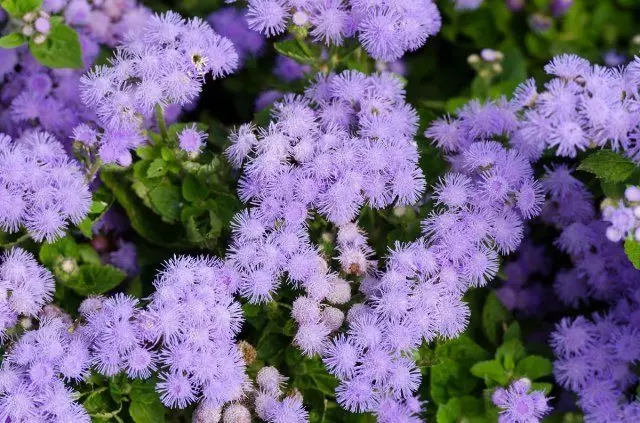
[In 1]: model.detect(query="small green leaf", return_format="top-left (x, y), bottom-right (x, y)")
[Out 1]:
top-left (530, 382), bottom-right (553, 395)
top-left (436, 396), bottom-right (485, 423)
top-left (503, 321), bottom-right (521, 343)
top-left (182, 174), bottom-right (209, 203)
top-left (146, 158), bottom-right (167, 178)
top-left (90, 200), bottom-right (108, 214)
top-left (1, 0), bottom-right (41, 17)
top-left (0, 32), bottom-right (26, 48)
top-left (274, 39), bottom-right (316, 65)
top-left (76, 217), bottom-right (94, 238)
top-left (64, 264), bottom-right (126, 296)
top-left (578, 150), bottom-right (637, 183)
top-left (129, 379), bottom-right (166, 423)
top-left (148, 184), bottom-right (181, 222)
top-left (470, 360), bottom-right (509, 385)
top-left (496, 339), bottom-right (526, 371)
top-left (29, 22), bottom-right (83, 69)
top-left (624, 237), bottom-right (640, 269)
top-left (515, 355), bottom-right (553, 381)
top-left (39, 236), bottom-right (78, 267)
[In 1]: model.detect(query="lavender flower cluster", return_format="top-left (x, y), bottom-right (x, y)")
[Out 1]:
top-left (0, 0), bottom-right (148, 142)
top-left (492, 378), bottom-right (551, 423)
top-left (83, 255), bottom-right (248, 410)
top-left (77, 11), bottom-right (238, 165)
top-left (243, 0), bottom-right (442, 61)
top-left (0, 131), bottom-right (91, 242)
top-left (428, 54), bottom-right (640, 163)
top-left (254, 366), bottom-right (308, 422)
top-left (0, 315), bottom-right (91, 422)
top-left (0, 248), bottom-right (55, 342)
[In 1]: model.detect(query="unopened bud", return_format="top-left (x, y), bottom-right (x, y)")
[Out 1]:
top-left (222, 404), bottom-right (251, 423)
top-left (60, 258), bottom-right (77, 274)
top-left (193, 402), bottom-right (222, 423)
top-left (33, 33), bottom-right (47, 45)
top-left (238, 341), bottom-right (257, 365)
top-left (22, 25), bottom-right (35, 36)
top-left (23, 12), bottom-right (36, 22)
top-left (292, 11), bottom-right (309, 26)
top-left (467, 54), bottom-right (480, 65)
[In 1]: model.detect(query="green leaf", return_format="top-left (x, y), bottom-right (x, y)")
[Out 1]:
top-left (274, 39), bottom-right (316, 65)
top-left (148, 184), bottom-right (181, 222)
top-left (83, 388), bottom-right (116, 414)
top-left (29, 22), bottom-right (83, 69)
top-left (436, 396), bottom-right (485, 423)
top-left (0, 32), bottom-right (26, 48)
top-left (129, 379), bottom-right (166, 423)
top-left (578, 150), bottom-right (637, 183)
top-left (624, 237), bottom-right (640, 270)
top-left (515, 355), bottom-right (553, 381)
top-left (39, 236), bottom-right (78, 267)
top-left (77, 243), bottom-right (101, 265)
top-left (100, 170), bottom-right (190, 249)
top-left (64, 264), bottom-right (126, 296)
top-left (1, 0), bottom-right (41, 17)
top-left (182, 174), bottom-right (209, 203)
top-left (136, 145), bottom-right (156, 160)
top-left (503, 321), bottom-right (521, 343)
top-left (77, 217), bottom-right (93, 238)
top-left (496, 339), bottom-right (526, 372)
top-left (470, 360), bottom-right (509, 385)
top-left (90, 200), bottom-right (108, 214)
top-left (146, 158), bottom-right (167, 178)
top-left (482, 292), bottom-right (512, 346)
top-left (530, 382), bottom-right (553, 395)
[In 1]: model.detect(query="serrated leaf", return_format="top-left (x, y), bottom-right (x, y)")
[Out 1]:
top-left (470, 360), bottom-right (509, 385)
top-left (148, 184), bottom-right (181, 222)
top-left (624, 237), bottom-right (640, 269)
top-left (578, 150), bottom-right (636, 183)
top-left (0, 32), bottom-right (26, 48)
top-left (29, 22), bottom-right (83, 69)
top-left (515, 355), bottom-right (553, 380)
top-left (146, 158), bottom-right (167, 178)
top-left (274, 39), bottom-right (316, 65)
top-left (64, 264), bottom-right (126, 296)
top-left (482, 292), bottom-right (512, 346)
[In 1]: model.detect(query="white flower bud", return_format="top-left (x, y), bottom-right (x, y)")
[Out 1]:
top-left (222, 404), bottom-right (251, 423)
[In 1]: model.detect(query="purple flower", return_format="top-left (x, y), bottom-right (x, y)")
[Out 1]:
top-left (492, 379), bottom-right (551, 423)
top-left (208, 7), bottom-right (265, 64)
top-left (178, 125), bottom-right (208, 153)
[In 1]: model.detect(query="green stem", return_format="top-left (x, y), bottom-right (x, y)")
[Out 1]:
top-left (85, 157), bottom-right (103, 183)
top-left (155, 103), bottom-right (169, 141)
top-left (1, 233), bottom-right (29, 248)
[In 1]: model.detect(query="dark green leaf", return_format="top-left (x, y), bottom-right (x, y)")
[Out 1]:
top-left (182, 174), bottom-right (209, 203)
top-left (578, 150), bottom-right (637, 183)
top-left (29, 22), bottom-right (83, 69)
top-left (64, 264), bottom-right (126, 296)
top-left (77, 244), bottom-right (101, 265)
top-left (503, 322), bottom-right (521, 343)
top-left (77, 217), bottom-right (93, 238)
top-left (148, 184), bottom-right (181, 222)
top-left (436, 396), bottom-right (485, 423)
top-left (482, 292), bottom-right (512, 346)
top-left (0, 32), bottom-right (26, 48)
top-left (624, 237), bottom-right (640, 270)
top-left (129, 379), bottom-right (165, 423)
top-left (39, 236), bottom-right (78, 267)
top-left (146, 158), bottom-right (167, 178)
top-left (470, 360), bottom-right (509, 385)
top-left (515, 355), bottom-right (553, 381)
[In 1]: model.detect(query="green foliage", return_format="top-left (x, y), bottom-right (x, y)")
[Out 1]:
top-left (482, 291), bottom-right (512, 346)
top-left (29, 21), bottom-right (83, 69)
top-left (0, 32), bottom-right (26, 48)
top-left (578, 150), bottom-right (637, 183)
top-left (0, 0), bottom-right (41, 17)
top-left (624, 237), bottom-right (640, 270)
top-left (129, 379), bottom-right (166, 423)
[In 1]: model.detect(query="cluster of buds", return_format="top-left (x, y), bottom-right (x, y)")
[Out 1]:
top-left (467, 48), bottom-right (504, 80)
top-left (21, 9), bottom-right (50, 45)
top-left (602, 186), bottom-right (640, 242)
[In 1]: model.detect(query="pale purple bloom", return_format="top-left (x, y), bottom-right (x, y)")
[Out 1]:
top-left (492, 379), bottom-right (551, 423)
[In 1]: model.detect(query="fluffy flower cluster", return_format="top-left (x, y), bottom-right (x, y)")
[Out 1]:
top-left (225, 71), bottom-right (424, 360)
top-left (83, 256), bottom-right (248, 410)
top-left (0, 132), bottom-right (91, 242)
top-left (78, 11), bottom-right (238, 165)
top-left (329, 141), bottom-right (543, 416)
top-left (540, 168), bottom-right (640, 420)
top-left (0, 0), bottom-right (148, 141)
top-left (0, 316), bottom-right (91, 422)
top-left (208, 7), bottom-right (265, 65)
top-left (254, 366), bottom-right (309, 422)
top-left (243, 0), bottom-right (442, 61)
top-left (146, 256), bottom-right (247, 409)
top-left (491, 379), bottom-right (551, 423)
top-left (0, 248), bottom-right (55, 342)
top-left (601, 186), bottom-right (640, 242)
top-left (427, 54), bottom-right (640, 163)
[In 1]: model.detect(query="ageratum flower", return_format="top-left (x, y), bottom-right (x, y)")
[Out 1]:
top-left (77, 11), bottom-right (238, 165)
top-left (243, 0), bottom-right (441, 61)
top-left (0, 132), bottom-right (91, 242)
top-left (0, 316), bottom-right (91, 422)
top-left (492, 379), bottom-right (551, 423)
